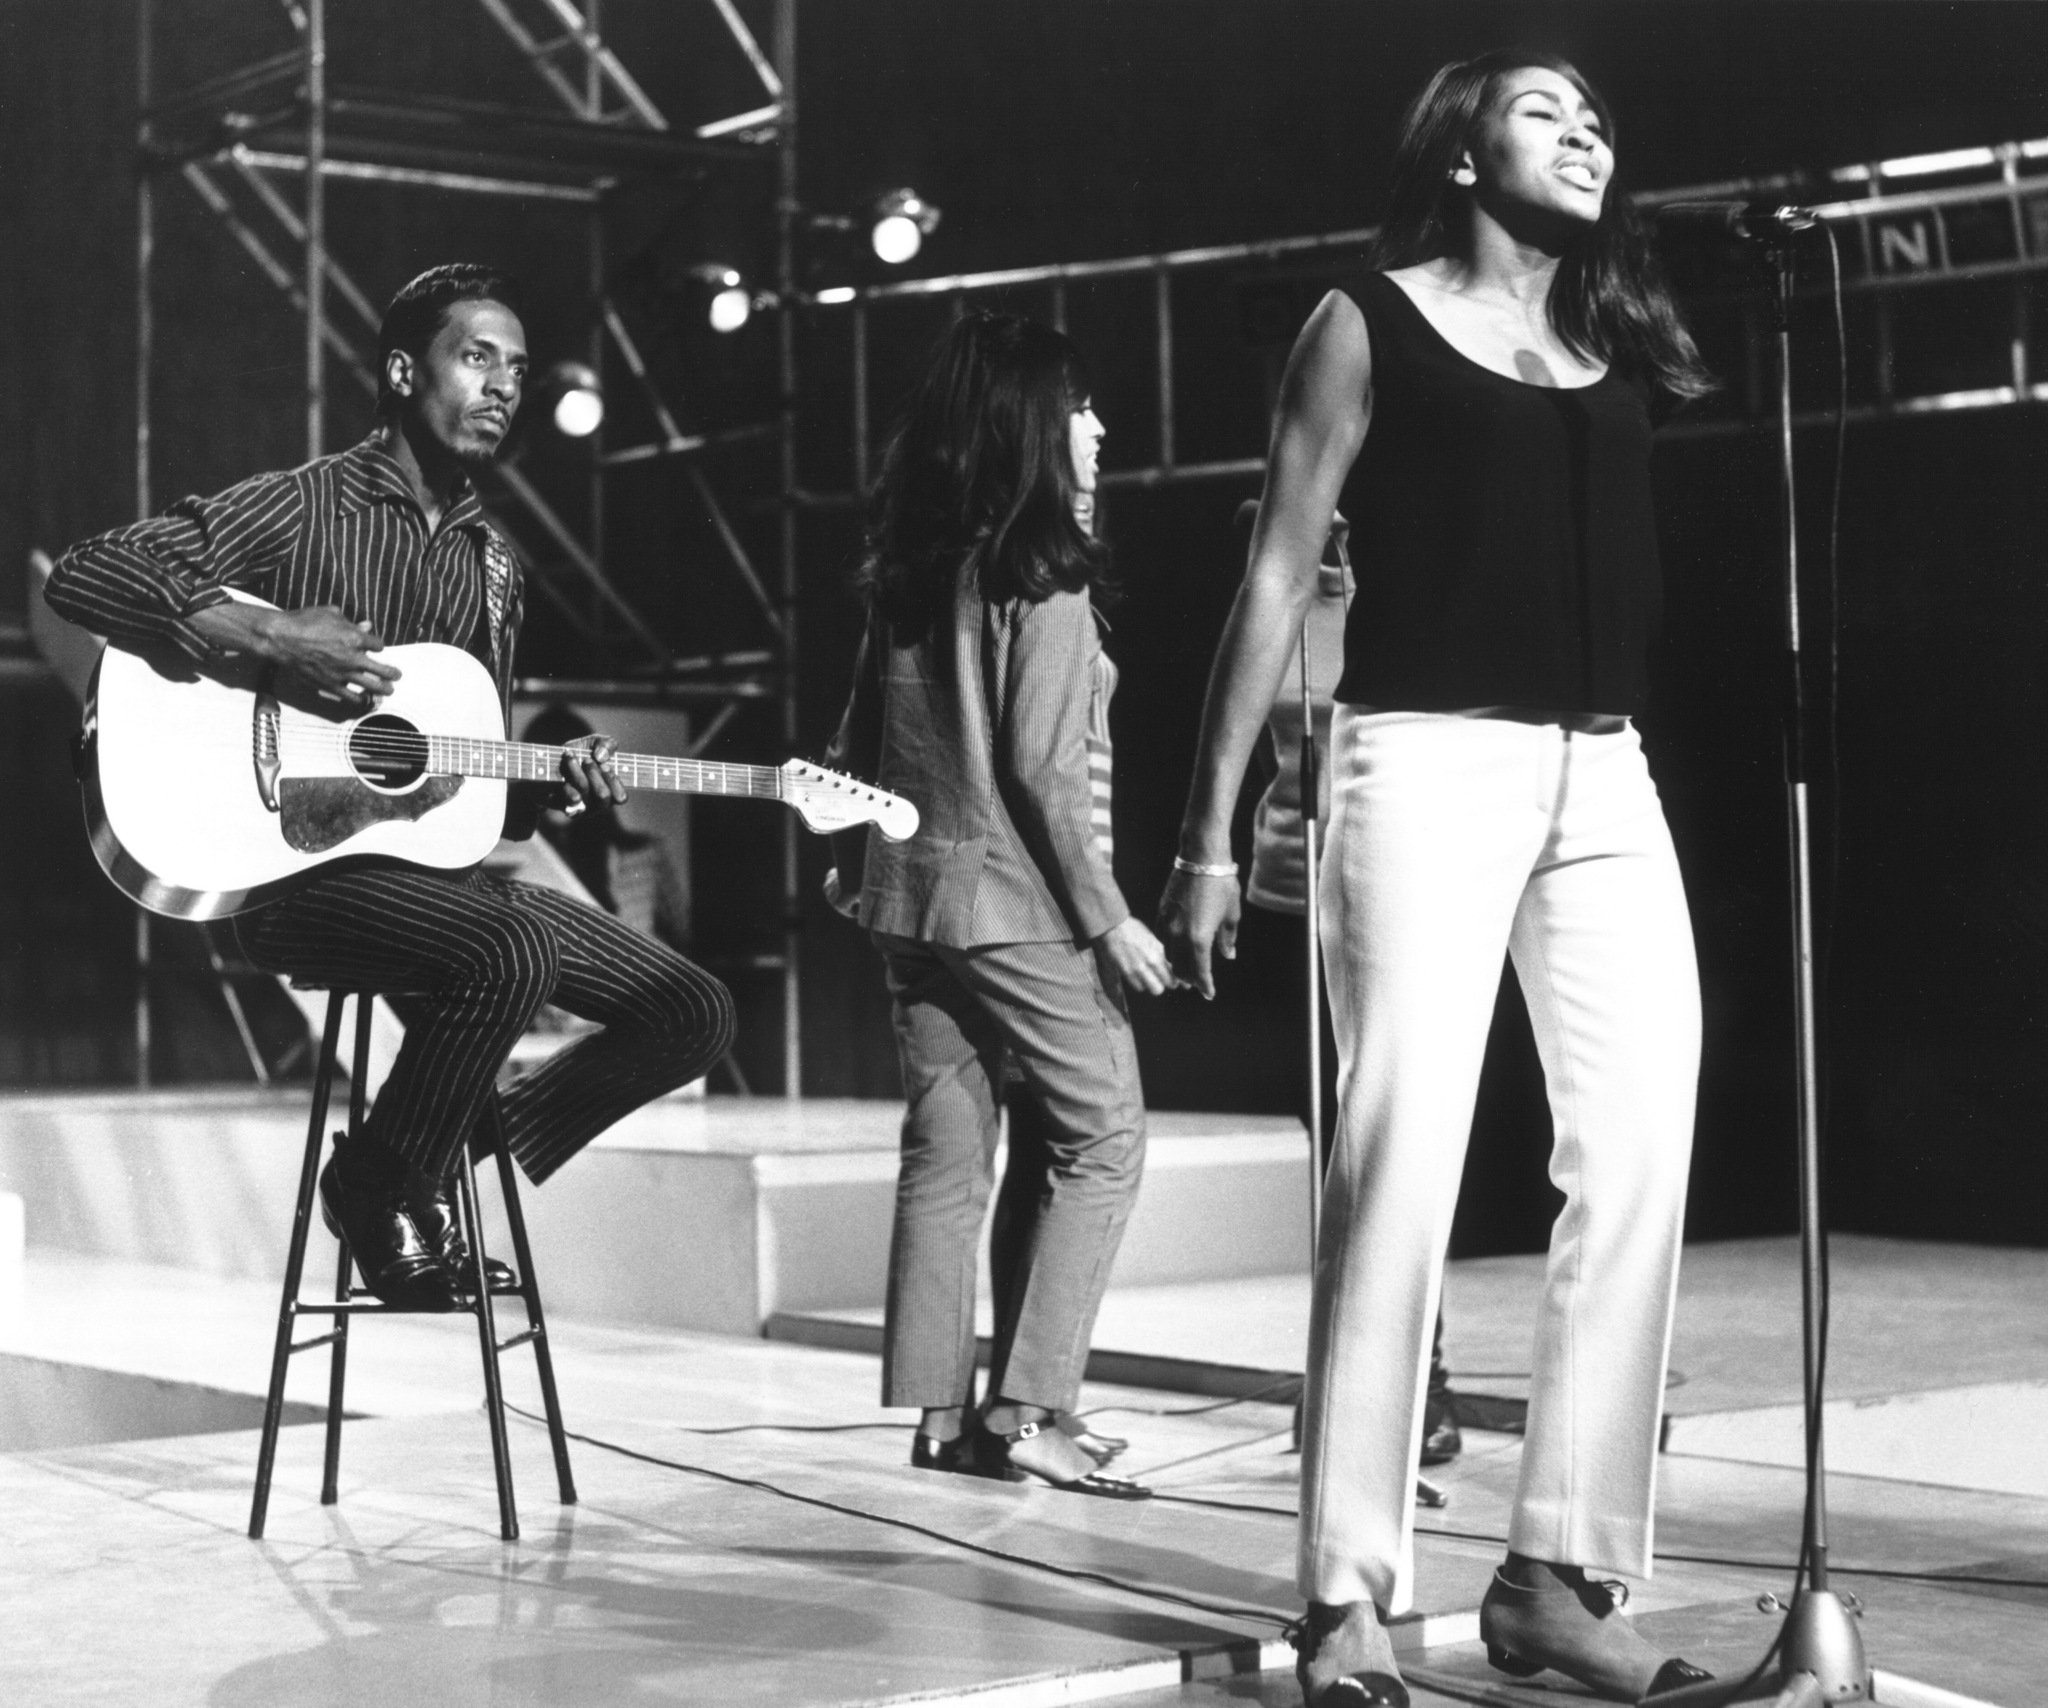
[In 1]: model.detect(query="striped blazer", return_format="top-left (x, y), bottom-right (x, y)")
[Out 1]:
top-left (826, 558), bottom-right (1128, 949)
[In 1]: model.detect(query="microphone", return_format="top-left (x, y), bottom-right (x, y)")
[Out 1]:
top-left (1654, 200), bottom-right (1820, 242)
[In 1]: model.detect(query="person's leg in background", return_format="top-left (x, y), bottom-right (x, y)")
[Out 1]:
top-left (872, 932), bottom-right (1007, 1465)
top-left (991, 1080), bottom-right (1131, 1464)
top-left (943, 936), bottom-right (1149, 1497)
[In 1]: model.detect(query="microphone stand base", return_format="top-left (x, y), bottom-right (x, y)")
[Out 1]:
top-left (1643, 1589), bottom-right (2003, 1708)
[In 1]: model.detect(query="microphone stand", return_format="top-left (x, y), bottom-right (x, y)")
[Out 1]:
top-left (1300, 626), bottom-right (1325, 1272)
top-left (1654, 216), bottom-right (1965, 1708)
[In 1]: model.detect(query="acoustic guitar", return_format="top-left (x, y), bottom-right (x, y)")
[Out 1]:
top-left (79, 630), bottom-right (917, 921)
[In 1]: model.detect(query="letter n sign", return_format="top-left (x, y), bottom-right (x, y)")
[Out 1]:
top-left (1876, 218), bottom-right (1934, 273)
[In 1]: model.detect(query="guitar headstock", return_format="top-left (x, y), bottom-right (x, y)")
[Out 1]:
top-left (780, 760), bottom-right (920, 842)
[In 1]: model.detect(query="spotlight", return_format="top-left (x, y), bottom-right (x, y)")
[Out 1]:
top-left (689, 262), bottom-right (755, 333)
top-left (537, 360), bottom-right (604, 437)
top-left (869, 188), bottom-right (941, 265)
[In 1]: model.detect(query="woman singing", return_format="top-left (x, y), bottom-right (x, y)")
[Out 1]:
top-left (827, 311), bottom-right (1171, 1498)
top-left (1161, 52), bottom-right (1716, 1704)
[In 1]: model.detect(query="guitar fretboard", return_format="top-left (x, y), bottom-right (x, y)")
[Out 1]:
top-left (426, 737), bottom-right (784, 801)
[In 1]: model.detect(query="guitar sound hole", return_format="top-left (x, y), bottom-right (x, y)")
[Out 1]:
top-left (348, 713), bottom-right (429, 791)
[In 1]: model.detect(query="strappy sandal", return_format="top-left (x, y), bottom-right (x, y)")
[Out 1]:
top-left (972, 1418), bottom-right (1151, 1499)
top-left (1056, 1410), bottom-right (1130, 1465)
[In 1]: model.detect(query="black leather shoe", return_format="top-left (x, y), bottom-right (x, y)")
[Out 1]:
top-left (910, 1432), bottom-right (983, 1474)
top-left (405, 1167), bottom-right (516, 1291)
top-left (1288, 1601), bottom-right (1410, 1708)
top-left (318, 1154), bottom-right (462, 1310)
top-left (1420, 1388), bottom-right (1463, 1466)
top-left (1479, 1558), bottom-right (1712, 1702)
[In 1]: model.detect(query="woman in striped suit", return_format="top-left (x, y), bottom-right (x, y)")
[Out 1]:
top-left (826, 312), bottom-right (1171, 1497)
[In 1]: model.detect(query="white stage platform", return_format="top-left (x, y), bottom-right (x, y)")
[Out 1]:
top-left (0, 1086), bottom-right (2042, 1704)
top-left (0, 1090), bottom-right (1313, 1335)
top-left (1, 1235), bottom-right (2042, 1707)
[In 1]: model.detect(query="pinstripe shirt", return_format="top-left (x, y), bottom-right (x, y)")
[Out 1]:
top-left (43, 434), bottom-right (522, 700)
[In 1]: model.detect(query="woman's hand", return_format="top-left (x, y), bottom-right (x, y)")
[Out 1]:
top-left (1157, 866), bottom-right (1241, 1000)
top-left (1095, 917), bottom-right (1176, 997)
top-left (558, 732), bottom-right (627, 816)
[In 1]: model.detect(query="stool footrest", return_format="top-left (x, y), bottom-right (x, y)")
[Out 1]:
top-left (290, 1331), bottom-right (341, 1355)
top-left (497, 1328), bottom-right (540, 1353)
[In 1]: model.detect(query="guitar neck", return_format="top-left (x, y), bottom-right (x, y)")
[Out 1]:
top-left (429, 737), bottom-right (783, 803)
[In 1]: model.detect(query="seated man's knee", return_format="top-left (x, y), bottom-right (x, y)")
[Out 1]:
top-left (448, 910), bottom-right (561, 1012)
top-left (636, 959), bottom-right (736, 1082)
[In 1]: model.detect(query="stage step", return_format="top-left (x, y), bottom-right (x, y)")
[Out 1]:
top-left (0, 1091), bottom-right (1312, 1336)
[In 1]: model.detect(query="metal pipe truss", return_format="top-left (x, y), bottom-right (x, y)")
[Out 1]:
top-left (804, 134), bottom-right (2048, 505)
top-left (134, 0), bottom-right (804, 1093)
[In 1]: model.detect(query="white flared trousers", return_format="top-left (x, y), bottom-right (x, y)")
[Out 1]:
top-left (1299, 708), bottom-right (1700, 1612)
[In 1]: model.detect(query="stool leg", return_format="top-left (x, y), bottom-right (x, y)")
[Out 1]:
top-left (320, 994), bottom-right (375, 1506)
top-left (251, 993), bottom-right (344, 1540)
top-left (458, 1147), bottom-right (519, 1541)
top-left (492, 1139), bottom-right (577, 1505)
top-left (320, 1231), bottom-right (352, 1504)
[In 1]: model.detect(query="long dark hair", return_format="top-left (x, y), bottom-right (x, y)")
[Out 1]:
top-left (1371, 49), bottom-right (1714, 403)
top-left (861, 311), bottom-right (1109, 630)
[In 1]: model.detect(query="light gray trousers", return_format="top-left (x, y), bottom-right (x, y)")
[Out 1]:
top-left (1300, 709), bottom-right (1700, 1612)
top-left (873, 932), bottom-right (1147, 1413)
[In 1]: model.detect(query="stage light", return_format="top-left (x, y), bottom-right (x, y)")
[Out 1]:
top-left (688, 262), bottom-right (753, 331)
top-left (538, 361), bottom-right (604, 437)
top-left (870, 189), bottom-right (941, 265)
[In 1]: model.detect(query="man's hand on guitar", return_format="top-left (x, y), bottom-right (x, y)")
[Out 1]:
top-left (255, 606), bottom-right (402, 707)
top-left (559, 733), bottom-right (626, 817)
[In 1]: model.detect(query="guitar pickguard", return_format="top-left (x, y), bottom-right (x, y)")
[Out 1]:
top-left (280, 776), bottom-right (464, 853)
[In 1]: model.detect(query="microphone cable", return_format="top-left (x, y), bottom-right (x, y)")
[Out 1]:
top-left (504, 1402), bottom-right (1295, 1635)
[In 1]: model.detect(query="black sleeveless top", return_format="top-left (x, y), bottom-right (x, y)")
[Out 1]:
top-left (1332, 272), bottom-right (1662, 716)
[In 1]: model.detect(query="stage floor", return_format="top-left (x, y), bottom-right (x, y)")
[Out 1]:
top-left (3, 1239), bottom-right (2044, 1706)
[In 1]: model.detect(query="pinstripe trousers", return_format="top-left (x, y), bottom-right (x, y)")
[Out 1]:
top-left (231, 863), bottom-right (737, 1182)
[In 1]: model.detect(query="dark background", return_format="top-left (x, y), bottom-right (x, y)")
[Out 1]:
top-left (3, 2), bottom-right (2046, 1254)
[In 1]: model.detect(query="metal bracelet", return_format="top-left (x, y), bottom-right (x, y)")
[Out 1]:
top-left (1172, 855), bottom-right (1239, 879)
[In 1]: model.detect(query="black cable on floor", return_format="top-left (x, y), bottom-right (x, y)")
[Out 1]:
top-left (667, 1420), bottom-right (901, 1435)
top-left (655, 1375), bottom-right (1307, 1437)
top-left (505, 1403), bottom-right (1293, 1634)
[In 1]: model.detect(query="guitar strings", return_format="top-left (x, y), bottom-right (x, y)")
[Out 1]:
top-left (260, 727), bottom-right (889, 803)
top-left (270, 731), bottom-right (792, 793)
top-left (276, 731), bottom-right (781, 776)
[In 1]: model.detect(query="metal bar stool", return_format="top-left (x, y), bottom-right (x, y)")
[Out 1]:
top-left (248, 989), bottom-right (577, 1542)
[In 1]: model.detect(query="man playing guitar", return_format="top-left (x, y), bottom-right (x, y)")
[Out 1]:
top-left (45, 263), bottom-right (737, 1309)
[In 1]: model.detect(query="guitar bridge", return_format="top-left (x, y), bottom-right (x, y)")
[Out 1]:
top-left (253, 692), bottom-right (282, 813)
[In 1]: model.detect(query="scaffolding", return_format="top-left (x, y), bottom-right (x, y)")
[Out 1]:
top-left (802, 134), bottom-right (2048, 501)
top-left (132, 0), bottom-right (808, 1092)
top-left (127, 3), bottom-right (2048, 1096)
